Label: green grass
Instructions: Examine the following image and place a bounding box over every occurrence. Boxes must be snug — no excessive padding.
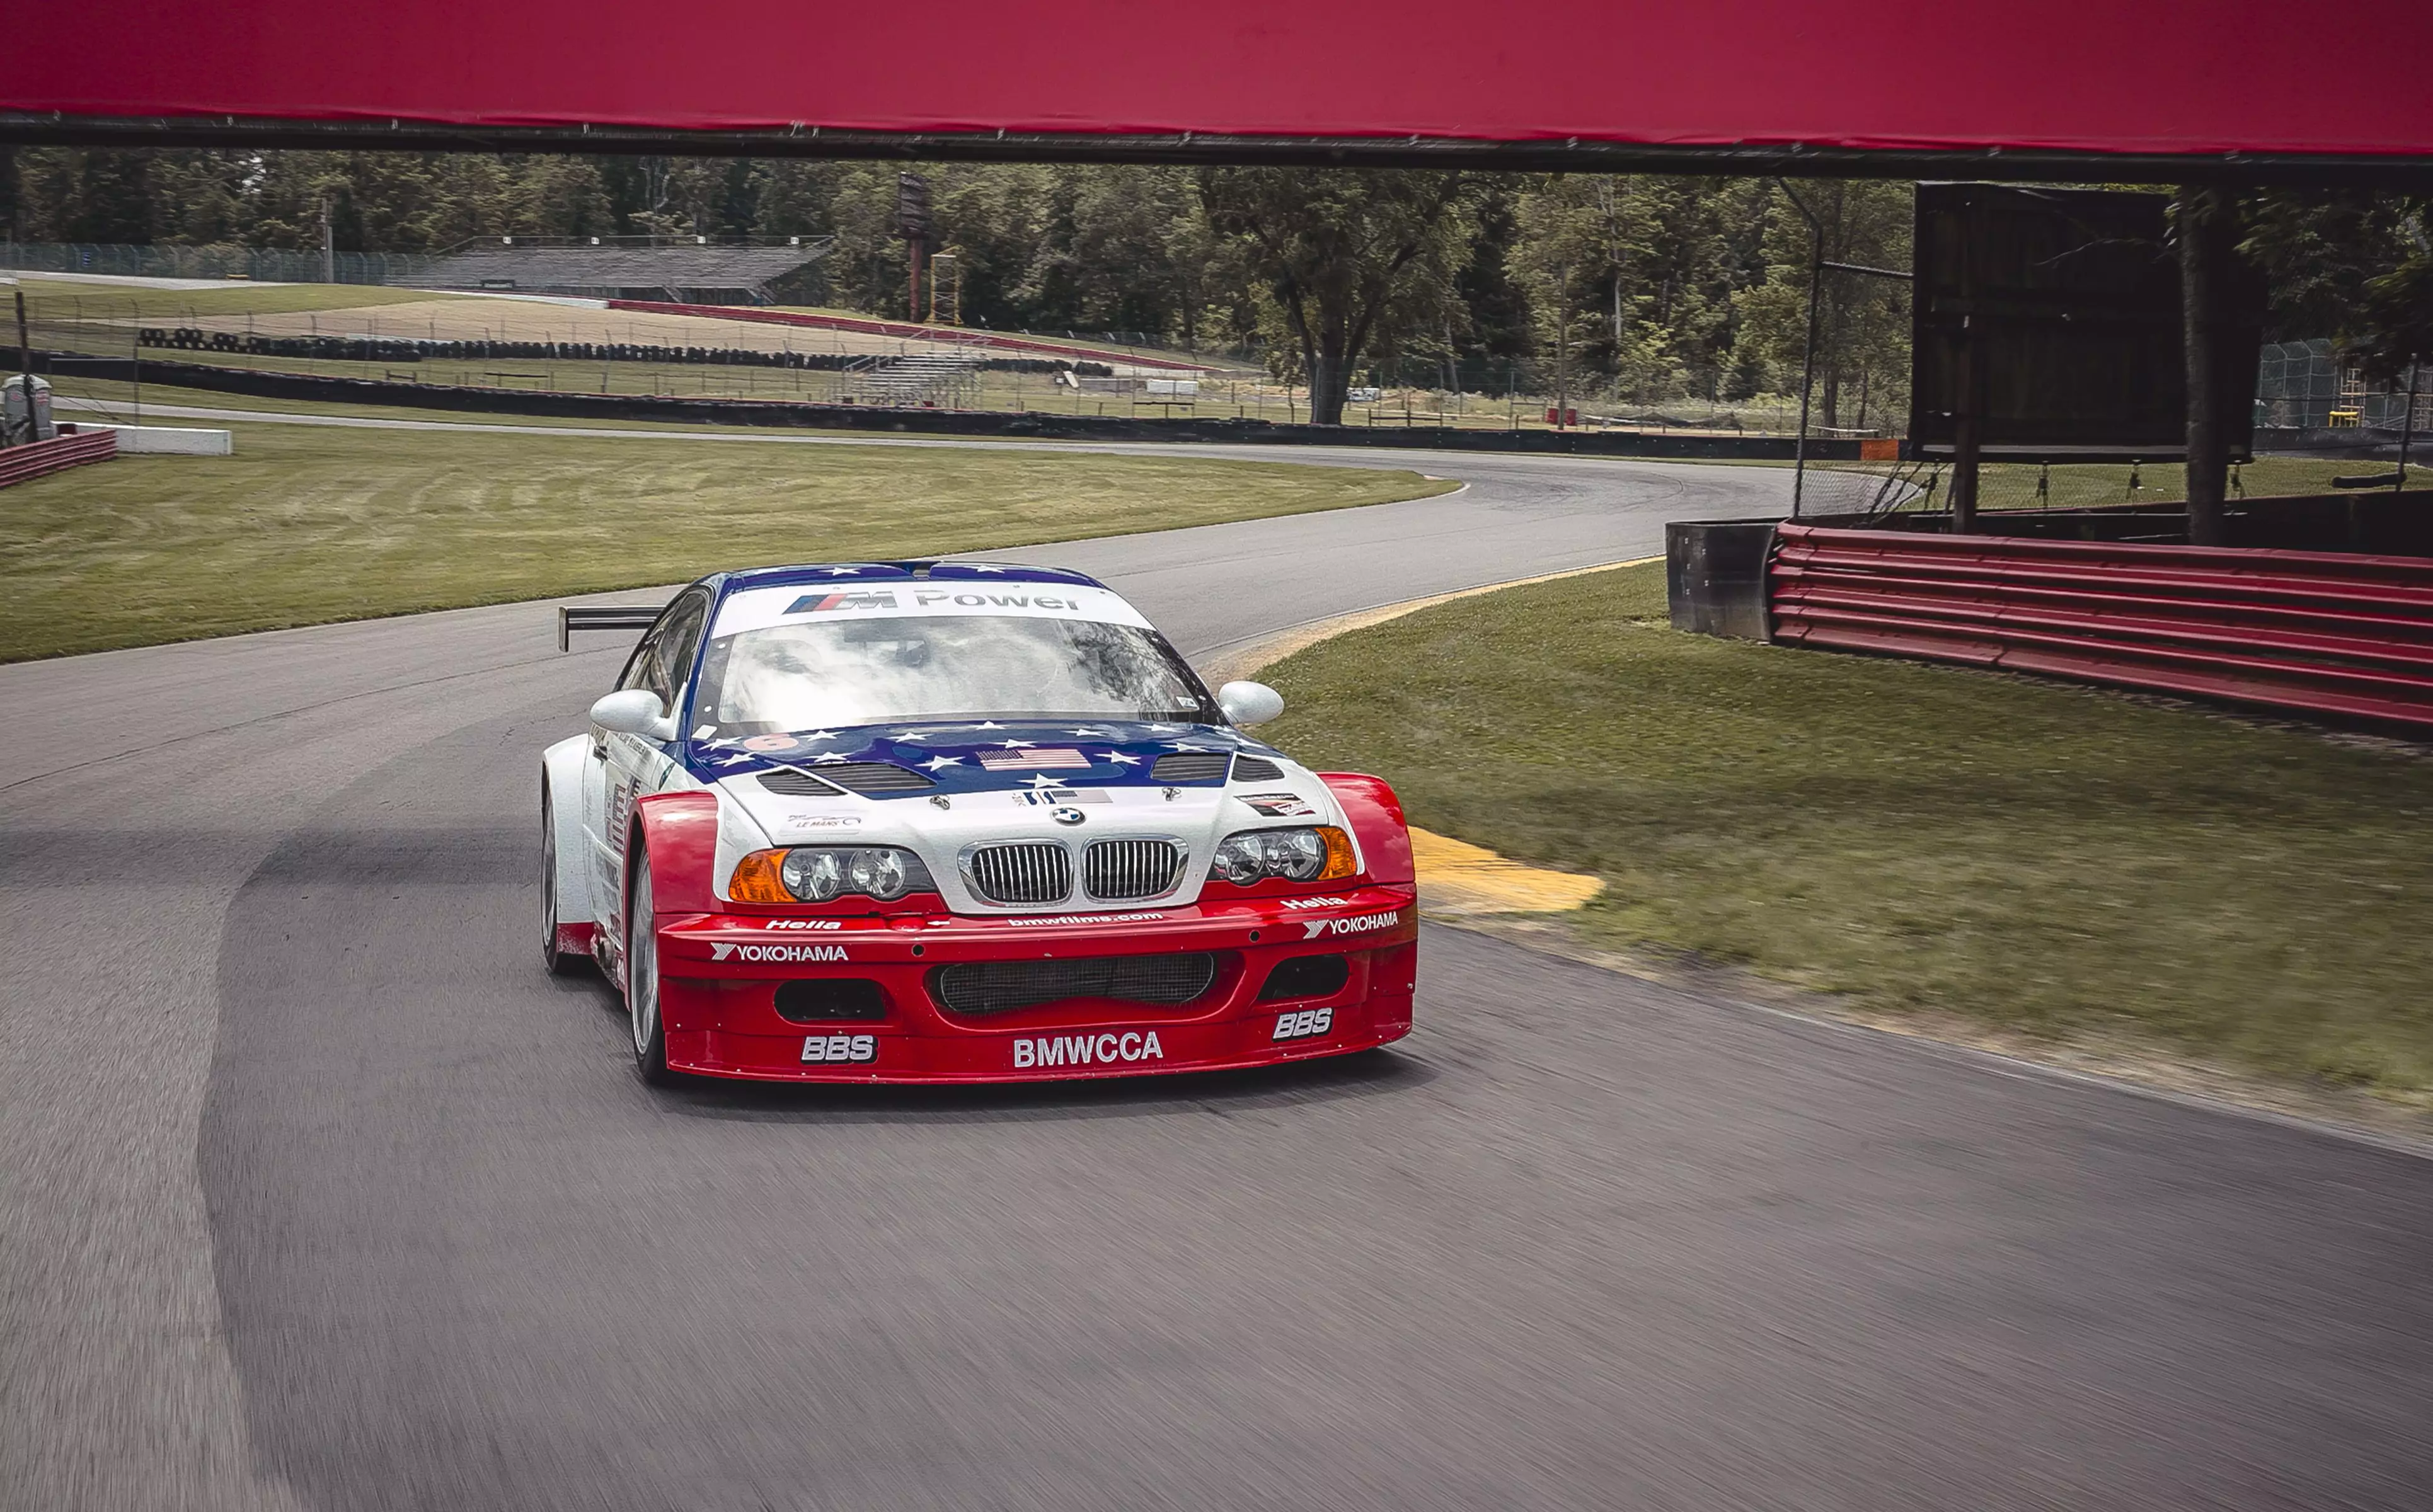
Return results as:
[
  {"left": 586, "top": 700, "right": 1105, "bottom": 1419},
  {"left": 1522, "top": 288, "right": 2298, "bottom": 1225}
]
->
[
  {"left": 1260, "top": 563, "right": 2433, "bottom": 1099},
  {"left": 1887, "top": 457, "right": 2381, "bottom": 510},
  {"left": 0, "top": 420, "right": 1454, "bottom": 661},
  {"left": 1795, "top": 457, "right": 2385, "bottom": 512}
]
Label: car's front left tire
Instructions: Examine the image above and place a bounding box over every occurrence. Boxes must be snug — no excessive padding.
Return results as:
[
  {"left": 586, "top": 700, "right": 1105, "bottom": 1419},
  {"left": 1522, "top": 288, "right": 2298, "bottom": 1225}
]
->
[{"left": 625, "top": 849, "right": 679, "bottom": 1086}]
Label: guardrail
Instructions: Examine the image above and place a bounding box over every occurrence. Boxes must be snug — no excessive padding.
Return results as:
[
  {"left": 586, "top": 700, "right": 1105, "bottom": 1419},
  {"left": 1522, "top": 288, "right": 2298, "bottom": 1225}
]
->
[
  {"left": 0, "top": 428, "right": 117, "bottom": 488},
  {"left": 1769, "top": 523, "right": 2433, "bottom": 730}
]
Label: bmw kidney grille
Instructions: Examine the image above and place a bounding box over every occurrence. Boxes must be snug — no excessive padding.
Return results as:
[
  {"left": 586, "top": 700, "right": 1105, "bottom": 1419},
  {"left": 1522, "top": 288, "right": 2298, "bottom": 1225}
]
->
[
  {"left": 965, "top": 842, "right": 1073, "bottom": 905},
  {"left": 1083, "top": 839, "right": 1187, "bottom": 900}
]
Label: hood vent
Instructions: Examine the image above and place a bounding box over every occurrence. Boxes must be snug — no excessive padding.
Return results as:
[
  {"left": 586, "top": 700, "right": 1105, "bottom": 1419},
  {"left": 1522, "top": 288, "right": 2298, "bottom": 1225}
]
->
[
  {"left": 766, "top": 762, "right": 934, "bottom": 795},
  {"left": 758, "top": 769, "right": 844, "bottom": 796},
  {"left": 1230, "top": 755, "right": 1285, "bottom": 782},
  {"left": 1150, "top": 751, "right": 1231, "bottom": 784}
]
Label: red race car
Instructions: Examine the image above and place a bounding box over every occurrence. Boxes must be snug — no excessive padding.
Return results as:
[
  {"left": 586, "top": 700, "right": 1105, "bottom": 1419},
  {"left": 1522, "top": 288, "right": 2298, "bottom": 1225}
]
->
[{"left": 541, "top": 561, "right": 1417, "bottom": 1084}]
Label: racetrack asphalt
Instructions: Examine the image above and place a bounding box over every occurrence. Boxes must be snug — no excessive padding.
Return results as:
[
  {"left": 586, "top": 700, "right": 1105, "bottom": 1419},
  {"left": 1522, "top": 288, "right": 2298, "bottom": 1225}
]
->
[{"left": 5, "top": 428, "right": 2430, "bottom": 1511}]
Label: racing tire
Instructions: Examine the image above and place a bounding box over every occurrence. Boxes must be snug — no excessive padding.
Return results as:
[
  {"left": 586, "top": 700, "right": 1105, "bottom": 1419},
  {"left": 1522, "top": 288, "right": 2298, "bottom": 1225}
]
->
[
  {"left": 625, "top": 848, "right": 680, "bottom": 1086},
  {"left": 539, "top": 790, "right": 585, "bottom": 976}
]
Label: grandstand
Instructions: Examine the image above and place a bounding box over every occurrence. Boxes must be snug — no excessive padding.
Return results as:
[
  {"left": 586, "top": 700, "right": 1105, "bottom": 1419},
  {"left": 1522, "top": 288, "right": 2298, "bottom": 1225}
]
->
[{"left": 416, "top": 238, "right": 831, "bottom": 305}]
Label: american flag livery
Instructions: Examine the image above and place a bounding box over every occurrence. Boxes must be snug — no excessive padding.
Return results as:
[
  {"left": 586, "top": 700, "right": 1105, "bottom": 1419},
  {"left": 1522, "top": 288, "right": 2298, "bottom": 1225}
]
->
[{"left": 978, "top": 747, "right": 1091, "bottom": 770}]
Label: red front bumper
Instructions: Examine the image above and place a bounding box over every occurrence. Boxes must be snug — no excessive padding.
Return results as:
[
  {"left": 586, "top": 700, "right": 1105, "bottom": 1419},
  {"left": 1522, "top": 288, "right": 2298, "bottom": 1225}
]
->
[{"left": 649, "top": 885, "right": 1419, "bottom": 1083}]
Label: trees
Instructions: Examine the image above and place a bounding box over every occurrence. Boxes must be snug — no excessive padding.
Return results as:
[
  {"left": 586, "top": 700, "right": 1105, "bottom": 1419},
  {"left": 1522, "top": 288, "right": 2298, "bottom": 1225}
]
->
[
  {"left": 1730, "top": 180, "right": 1912, "bottom": 430},
  {"left": 3, "top": 146, "right": 1939, "bottom": 422},
  {"left": 2244, "top": 188, "right": 2433, "bottom": 381},
  {"left": 1198, "top": 168, "right": 1484, "bottom": 424}
]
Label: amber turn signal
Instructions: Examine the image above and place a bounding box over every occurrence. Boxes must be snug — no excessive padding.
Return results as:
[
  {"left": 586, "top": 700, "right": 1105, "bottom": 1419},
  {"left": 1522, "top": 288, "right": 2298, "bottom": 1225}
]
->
[
  {"left": 728, "top": 849, "right": 792, "bottom": 904},
  {"left": 1316, "top": 825, "right": 1358, "bottom": 881}
]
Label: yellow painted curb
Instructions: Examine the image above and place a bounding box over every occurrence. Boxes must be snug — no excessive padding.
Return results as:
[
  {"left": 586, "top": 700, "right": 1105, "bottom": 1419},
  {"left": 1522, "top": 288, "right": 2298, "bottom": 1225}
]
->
[{"left": 1408, "top": 827, "right": 1604, "bottom": 915}]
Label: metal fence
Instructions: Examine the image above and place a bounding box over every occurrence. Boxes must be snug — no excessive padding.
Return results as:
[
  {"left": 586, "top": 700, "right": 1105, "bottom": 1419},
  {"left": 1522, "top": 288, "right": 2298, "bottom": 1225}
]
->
[{"left": 2256, "top": 338, "right": 2429, "bottom": 432}]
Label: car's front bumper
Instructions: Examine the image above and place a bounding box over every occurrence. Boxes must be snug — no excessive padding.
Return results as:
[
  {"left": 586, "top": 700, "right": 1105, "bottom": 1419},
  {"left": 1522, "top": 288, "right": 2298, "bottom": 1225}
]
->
[{"left": 649, "top": 884, "right": 1419, "bottom": 1083}]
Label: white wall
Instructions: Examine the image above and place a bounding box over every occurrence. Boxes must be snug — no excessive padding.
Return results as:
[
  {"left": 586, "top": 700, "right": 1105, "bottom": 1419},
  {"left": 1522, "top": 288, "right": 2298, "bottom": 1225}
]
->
[{"left": 86, "top": 425, "right": 234, "bottom": 456}]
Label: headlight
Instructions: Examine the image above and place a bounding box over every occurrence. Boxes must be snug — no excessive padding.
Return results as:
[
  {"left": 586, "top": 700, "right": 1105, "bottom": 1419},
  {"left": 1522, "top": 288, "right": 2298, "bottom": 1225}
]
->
[
  {"left": 730, "top": 847, "right": 936, "bottom": 903},
  {"left": 1209, "top": 826, "right": 1357, "bottom": 885}
]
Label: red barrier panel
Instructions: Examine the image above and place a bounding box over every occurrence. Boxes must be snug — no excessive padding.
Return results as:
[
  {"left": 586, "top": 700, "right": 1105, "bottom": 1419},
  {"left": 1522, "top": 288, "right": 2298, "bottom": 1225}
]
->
[
  {"left": 601, "top": 302, "right": 1207, "bottom": 373},
  {"left": 0, "top": 430, "right": 117, "bottom": 490},
  {"left": 18, "top": 3, "right": 2433, "bottom": 164},
  {"left": 1769, "top": 524, "right": 2433, "bottom": 730}
]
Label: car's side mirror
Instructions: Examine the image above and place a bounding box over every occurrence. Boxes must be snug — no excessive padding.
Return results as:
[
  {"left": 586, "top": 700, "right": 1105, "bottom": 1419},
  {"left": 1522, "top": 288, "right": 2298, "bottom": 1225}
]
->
[
  {"left": 1216, "top": 680, "right": 1286, "bottom": 727},
  {"left": 589, "top": 689, "right": 678, "bottom": 742}
]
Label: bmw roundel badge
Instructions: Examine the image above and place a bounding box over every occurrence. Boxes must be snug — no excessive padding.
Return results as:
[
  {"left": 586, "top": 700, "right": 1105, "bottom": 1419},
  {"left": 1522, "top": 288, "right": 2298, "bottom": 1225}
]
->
[{"left": 1051, "top": 806, "right": 1087, "bottom": 826}]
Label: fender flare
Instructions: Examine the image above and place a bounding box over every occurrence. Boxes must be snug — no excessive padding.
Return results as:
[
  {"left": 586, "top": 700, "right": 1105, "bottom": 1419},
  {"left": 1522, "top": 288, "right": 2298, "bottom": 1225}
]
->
[
  {"left": 630, "top": 789, "right": 725, "bottom": 926},
  {"left": 1318, "top": 772, "right": 1414, "bottom": 887},
  {"left": 540, "top": 735, "right": 597, "bottom": 934}
]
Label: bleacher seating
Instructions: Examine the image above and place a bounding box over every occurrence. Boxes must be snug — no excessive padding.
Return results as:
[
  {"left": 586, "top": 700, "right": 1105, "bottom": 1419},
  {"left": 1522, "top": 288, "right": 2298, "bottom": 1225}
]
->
[{"left": 417, "top": 241, "right": 829, "bottom": 304}]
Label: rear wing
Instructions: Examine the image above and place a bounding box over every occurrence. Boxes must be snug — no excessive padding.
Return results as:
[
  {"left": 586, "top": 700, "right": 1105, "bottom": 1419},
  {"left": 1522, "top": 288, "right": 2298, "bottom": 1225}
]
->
[{"left": 558, "top": 604, "right": 665, "bottom": 651}]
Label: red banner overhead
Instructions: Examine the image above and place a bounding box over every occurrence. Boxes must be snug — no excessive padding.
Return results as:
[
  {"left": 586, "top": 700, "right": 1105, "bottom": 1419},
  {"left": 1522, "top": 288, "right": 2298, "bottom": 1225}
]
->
[{"left": 8, "top": 1, "right": 2432, "bottom": 168}]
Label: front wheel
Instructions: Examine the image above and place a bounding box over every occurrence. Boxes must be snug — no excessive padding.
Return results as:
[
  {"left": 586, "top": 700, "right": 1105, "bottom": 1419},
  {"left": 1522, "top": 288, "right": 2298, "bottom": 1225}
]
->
[{"left": 626, "top": 849, "right": 679, "bottom": 1086}]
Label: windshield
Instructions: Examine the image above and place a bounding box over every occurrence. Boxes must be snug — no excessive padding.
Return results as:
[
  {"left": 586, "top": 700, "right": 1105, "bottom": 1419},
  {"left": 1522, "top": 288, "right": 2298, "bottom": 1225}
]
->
[{"left": 691, "top": 614, "right": 1220, "bottom": 733}]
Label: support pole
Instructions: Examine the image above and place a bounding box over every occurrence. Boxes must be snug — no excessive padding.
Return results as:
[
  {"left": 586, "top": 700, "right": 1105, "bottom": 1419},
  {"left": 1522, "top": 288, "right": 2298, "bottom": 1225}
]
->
[
  {"left": 1950, "top": 318, "right": 1981, "bottom": 534},
  {"left": 2181, "top": 185, "right": 2229, "bottom": 547},
  {"left": 11, "top": 287, "right": 31, "bottom": 449},
  {"left": 1554, "top": 254, "right": 1570, "bottom": 432},
  {"left": 2399, "top": 358, "right": 2420, "bottom": 492},
  {"left": 1778, "top": 180, "right": 1824, "bottom": 520}
]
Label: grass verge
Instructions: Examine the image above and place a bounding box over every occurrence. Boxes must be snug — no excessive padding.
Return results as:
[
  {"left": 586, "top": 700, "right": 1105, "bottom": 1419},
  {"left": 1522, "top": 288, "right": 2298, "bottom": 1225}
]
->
[
  {"left": 0, "top": 419, "right": 1453, "bottom": 661},
  {"left": 1258, "top": 562, "right": 2433, "bottom": 1102}
]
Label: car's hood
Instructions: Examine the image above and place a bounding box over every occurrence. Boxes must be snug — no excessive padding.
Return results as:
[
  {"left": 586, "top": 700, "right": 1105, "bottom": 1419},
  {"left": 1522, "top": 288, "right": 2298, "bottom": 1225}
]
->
[{"left": 696, "top": 719, "right": 1352, "bottom": 915}]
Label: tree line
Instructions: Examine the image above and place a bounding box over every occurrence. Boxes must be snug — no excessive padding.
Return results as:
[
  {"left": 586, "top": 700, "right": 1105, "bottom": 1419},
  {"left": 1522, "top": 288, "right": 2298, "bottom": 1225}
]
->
[{"left": 4, "top": 147, "right": 2424, "bottom": 426}]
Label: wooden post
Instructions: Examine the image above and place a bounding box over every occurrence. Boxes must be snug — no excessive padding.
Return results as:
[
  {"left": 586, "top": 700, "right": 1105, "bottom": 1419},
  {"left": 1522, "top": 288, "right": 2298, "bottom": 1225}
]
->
[
  {"left": 2181, "top": 186, "right": 2229, "bottom": 547},
  {"left": 1950, "top": 321, "right": 1981, "bottom": 533}
]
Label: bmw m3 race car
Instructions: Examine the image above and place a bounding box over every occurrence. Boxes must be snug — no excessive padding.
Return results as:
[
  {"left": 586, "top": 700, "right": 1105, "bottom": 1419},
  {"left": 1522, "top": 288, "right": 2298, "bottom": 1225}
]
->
[{"left": 541, "top": 561, "right": 1418, "bottom": 1084}]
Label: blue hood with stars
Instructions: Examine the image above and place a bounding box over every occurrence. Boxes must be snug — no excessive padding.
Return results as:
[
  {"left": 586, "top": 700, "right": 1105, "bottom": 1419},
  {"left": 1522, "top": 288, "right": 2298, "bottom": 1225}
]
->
[{"left": 684, "top": 719, "right": 1287, "bottom": 793}]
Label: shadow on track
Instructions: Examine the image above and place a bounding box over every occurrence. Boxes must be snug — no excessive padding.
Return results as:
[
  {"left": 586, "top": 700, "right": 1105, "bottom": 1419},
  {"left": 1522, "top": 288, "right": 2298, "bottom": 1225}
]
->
[{"left": 652, "top": 1046, "right": 1435, "bottom": 1126}]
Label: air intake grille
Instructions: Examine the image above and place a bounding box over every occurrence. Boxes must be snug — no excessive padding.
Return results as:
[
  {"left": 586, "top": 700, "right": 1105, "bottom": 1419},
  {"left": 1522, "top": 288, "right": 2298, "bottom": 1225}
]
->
[
  {"left": 1258, "top": 954, "right": 1350, "bottom": 1002},
  {"left": 1084, "top": 839, "right": 1187, "bottom": 900},
  {"left": 759, "top": 769, "right": 844, "bottom": 796},
  {"left": 808, "top": 762, "right": 935, "bottom": 794},
  {"left": 965, "top": 842, "right": 1072, "bottom": 905},
  {"left": 1151, "top": 751, "right": 1231, "bottom": 783},
  {"left": 930, "top": 953, "right": 1219, "bottom": 1015},
  {"left": 1230, "top": 755, "right": 1285, "bottom": 782}
]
